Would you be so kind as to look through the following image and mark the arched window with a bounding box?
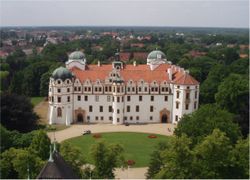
[57,107,62,117]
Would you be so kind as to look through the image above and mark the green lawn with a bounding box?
[31,97,44,106]
[64,132,170,167]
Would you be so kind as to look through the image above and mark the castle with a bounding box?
[48,50,199,125]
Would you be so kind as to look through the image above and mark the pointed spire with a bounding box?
[27,164,30,180]
[48,145,54,162]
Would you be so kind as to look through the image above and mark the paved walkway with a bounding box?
[47,123,175,143]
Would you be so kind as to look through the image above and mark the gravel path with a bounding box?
[47,123,175,143]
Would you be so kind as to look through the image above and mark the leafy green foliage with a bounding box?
[29,130,51,160]
[215,74,249,136]
[174,104,241,144]
[60,142,85,178]
[90,141,124,179]
[146,141,170,179]
[0,148,44,179]
[0,93,38,132]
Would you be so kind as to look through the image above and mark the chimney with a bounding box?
[133,61,137,67]
[168,66,173,81]
[98,61,101,67]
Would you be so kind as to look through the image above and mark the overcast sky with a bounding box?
[0,0,249,28]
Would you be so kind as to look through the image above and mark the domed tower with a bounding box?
[65,51,86,70]
[147,50,168,70]
[48,67,74,126]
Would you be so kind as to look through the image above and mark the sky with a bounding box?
[0,0,249,28]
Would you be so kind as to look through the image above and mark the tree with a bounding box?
[174,104,241,144]
[29,130,51,160]
[0,93,38,132]
[215,74,249,136]
[146,141,171,179]
[60,142,85,177]
[192,129,233,178]
[0,148,44,179]
[12,148,44,179]
[230,137,249,178]
[200,64,228,104]
[90,141,124,179]
[154,135,193,179]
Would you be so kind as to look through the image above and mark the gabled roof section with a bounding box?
[37,151,79,179]
[173,72,199,85]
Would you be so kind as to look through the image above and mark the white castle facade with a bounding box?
[48,50,199,126]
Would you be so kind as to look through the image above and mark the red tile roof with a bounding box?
[119,52,131,61]
[70,64,199,85]
[173,71,199,85]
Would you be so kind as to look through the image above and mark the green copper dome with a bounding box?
[69,51,85,60]
[52,67,73,80]
[147,50,166,60]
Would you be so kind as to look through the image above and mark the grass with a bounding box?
[64,132,170,167]
[31,97,44,106]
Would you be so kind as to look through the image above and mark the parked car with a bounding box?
[83,130,91,135]
[125,122,129,126]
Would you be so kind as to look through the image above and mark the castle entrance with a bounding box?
[74,108,86,124]
[160,108,171,123]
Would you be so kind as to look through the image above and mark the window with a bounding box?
[145,87,148,92]
[87,116,90,120]
[127,96,131,101]
[117,118,120,122]
[176,102,179,109]
[89,106,93,112]
[99,87,102,92]
[127,87,130,92]
[117,109,120,114]
[186,92,190,100]
[175,115,179,121]
[136,105,139,112]
[58,97,61,103]
[187,86,190,89]
[151,96,154,101]
[57,88,61,93]
[195,91,198,99]
[95,95,99,102]
[100,106,103,112]
[122,96,124,102]
[139,96,142,101]
[136,116,139,120]
[150,116,153,120]
[124,116,127,121]
[117,97,120,102]
[78,87,81,91]
[132,87,135,92]
[185,104,189,110]
[177,86,180,89]
[109,106,112,112]
[95,87,98,92]
[67,96,70,102]
[130,116,133,121]
[84,95,88,101]
[95,116,98,121]
[101,116,104,120]
[109,116,112,121]
[117,87,120,93]
[150,106,153,112]
[52,96,54,102]
[57,108,62,117]
[107,96,111,102]
[177,91,180,98]
[105,86,108,92]
[67,88,70,92]
[84,87,87,91]
[88,87,91,91]
[78,95,81,101]
[138,87,141,92]
[164,96,168,101]
[127,106,130,112]
[194,102,197,109]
